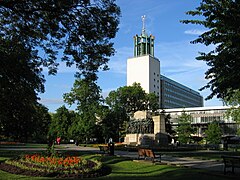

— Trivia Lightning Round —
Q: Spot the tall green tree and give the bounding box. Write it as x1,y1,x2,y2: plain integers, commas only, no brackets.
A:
176,112,194,144
63,79,102,142
181,0,240,100
0,38,45,141
205,121,222,144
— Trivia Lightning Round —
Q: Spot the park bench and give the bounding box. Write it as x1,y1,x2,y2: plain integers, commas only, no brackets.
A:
221,155,240,174
98,145,109,154
138,148,161,163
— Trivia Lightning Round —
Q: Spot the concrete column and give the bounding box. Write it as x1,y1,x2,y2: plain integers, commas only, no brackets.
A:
152,114,166,134
153,114,168,145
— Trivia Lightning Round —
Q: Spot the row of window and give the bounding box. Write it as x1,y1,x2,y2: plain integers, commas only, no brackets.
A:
163,100,191,107
163,85,202,100
162,80,200,96
163,93,202,105
163,87,202,104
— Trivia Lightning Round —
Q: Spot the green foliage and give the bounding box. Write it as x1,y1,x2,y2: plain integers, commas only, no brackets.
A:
225,90,240,122
48,106,76,141
205,121,222,144
181,0,240,100
0,0,120,78
160,111,175,135
224,90,240,135
46,143,56,157
176,112,194,144
0,0,120,141
106,83,159,115
63,79,103,142
31,104,52,143
0,38,45,141
98,108,122,142
0,38,50,142
104,83,159,141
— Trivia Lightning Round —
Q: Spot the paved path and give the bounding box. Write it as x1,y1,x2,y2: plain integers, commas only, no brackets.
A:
113,150,225,172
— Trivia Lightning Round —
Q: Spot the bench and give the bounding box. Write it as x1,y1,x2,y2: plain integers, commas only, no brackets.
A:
222,155,240,174
99,145,109,154
138,148,161,163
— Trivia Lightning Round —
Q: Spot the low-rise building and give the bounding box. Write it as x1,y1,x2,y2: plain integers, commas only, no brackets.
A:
161,106,238,137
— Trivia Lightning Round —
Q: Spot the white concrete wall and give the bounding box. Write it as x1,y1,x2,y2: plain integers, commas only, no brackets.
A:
127,55,160,99
149,56,160,99
127,55,150,92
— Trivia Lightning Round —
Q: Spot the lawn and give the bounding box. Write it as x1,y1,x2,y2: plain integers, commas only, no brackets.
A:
0,156,236,180
0,144,239,180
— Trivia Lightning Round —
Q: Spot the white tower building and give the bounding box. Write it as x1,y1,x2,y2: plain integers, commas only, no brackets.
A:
127,16,160,101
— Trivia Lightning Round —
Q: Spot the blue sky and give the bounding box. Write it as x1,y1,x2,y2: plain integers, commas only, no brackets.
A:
39,0,223,112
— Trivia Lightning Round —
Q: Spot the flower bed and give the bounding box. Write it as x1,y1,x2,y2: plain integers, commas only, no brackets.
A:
0,154,110,178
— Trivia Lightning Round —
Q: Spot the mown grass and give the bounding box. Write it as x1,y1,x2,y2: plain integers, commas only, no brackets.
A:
0,156,237,180
0,144,239,180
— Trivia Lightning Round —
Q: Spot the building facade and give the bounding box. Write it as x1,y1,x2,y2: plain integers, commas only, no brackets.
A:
160,75,204,108
127,16,203,109
161,106,238,137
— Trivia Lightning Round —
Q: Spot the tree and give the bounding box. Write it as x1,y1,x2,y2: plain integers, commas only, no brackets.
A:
160,110,175,136
32,104,52,143
205,121,222,144
0,0,120,140
48,106,76,141
176,112,194,144
0,0,120,78
63,79,102,142
225,90,240,135
104,83,159,142
105,83,159,115
97,108,120,143
181,0,240,100
0,38,45,141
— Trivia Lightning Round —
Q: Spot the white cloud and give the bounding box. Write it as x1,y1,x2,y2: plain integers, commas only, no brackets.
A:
184,29,207,35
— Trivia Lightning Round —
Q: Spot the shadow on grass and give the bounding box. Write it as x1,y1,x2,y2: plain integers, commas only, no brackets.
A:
98,167,239,180
101,156,131,164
